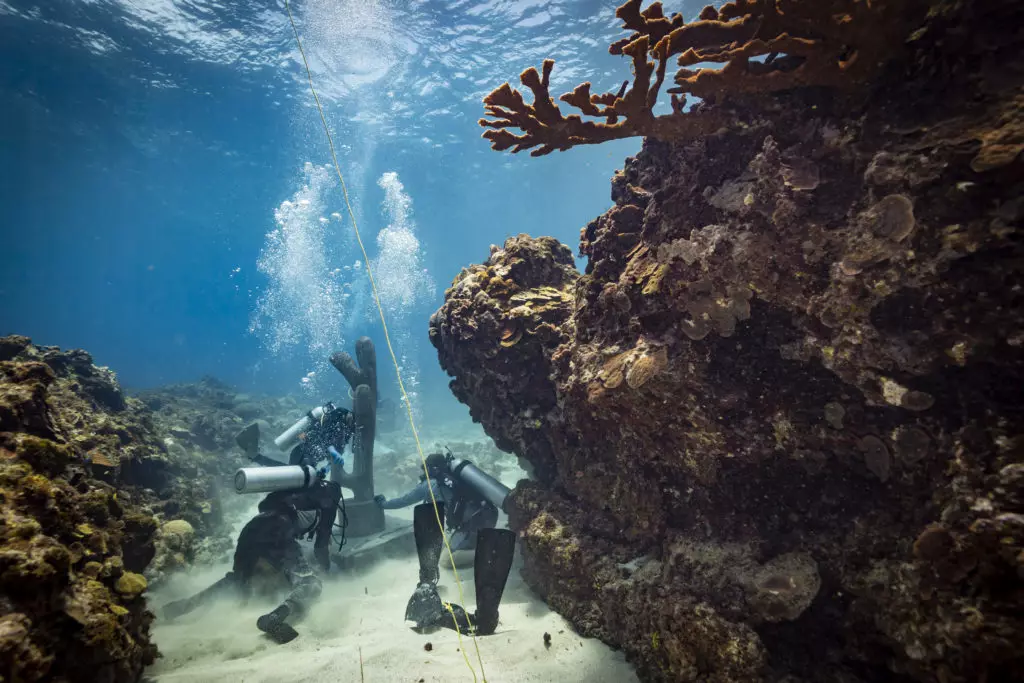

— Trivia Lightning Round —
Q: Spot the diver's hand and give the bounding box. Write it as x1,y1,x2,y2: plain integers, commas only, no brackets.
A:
327,445,345,469
373,494,386,507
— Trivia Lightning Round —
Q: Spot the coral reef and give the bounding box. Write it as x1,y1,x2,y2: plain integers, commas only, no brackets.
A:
132,378,296,580
429,236,578,484
479,0,920,155
433,1,1024,681
0,335,158,682
0,337,314,679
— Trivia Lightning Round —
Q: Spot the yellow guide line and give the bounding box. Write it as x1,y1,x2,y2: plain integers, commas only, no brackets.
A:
282,1,488,680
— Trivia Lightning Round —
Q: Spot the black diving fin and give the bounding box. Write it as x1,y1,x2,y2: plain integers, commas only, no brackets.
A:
256,604,300,644
235,422,260,456
405,502,448,628
161,573,238,621
468,528,516,635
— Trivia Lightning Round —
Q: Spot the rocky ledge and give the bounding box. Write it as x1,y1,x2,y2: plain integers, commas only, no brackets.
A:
0,336,296,680
0,335,159,682
428,3,1024,682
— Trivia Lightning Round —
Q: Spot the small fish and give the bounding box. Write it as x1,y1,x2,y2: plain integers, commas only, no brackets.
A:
760,575,796,594
88,450,118,468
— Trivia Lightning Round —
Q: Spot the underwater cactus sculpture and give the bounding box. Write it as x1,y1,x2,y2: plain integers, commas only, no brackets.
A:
329,337,385,536
479,0,914,155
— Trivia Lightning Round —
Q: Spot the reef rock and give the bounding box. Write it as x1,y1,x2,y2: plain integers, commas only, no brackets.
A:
429,235,579,484
431,3,1024,682
131,379,269,579
0,336,158,682
133,379,337,580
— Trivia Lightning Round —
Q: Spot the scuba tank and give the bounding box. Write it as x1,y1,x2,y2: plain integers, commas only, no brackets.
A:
450,459,511,513
273,403,336,452
235,404,351,496
234,465,322,494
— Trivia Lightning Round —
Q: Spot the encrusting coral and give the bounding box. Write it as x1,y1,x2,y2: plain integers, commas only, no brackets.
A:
479,0,918,156
434,1,1024,681
0,335,158,682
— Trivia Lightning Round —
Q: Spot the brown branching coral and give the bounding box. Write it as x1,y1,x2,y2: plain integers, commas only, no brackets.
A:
479,0,912,155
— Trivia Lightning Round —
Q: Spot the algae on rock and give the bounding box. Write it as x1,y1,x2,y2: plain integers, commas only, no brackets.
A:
0,335,158,682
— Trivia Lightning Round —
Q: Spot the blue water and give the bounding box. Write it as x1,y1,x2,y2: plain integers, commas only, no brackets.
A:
0,0,718,426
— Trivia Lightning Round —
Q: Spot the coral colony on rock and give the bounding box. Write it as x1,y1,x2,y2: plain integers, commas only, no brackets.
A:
431,0,1024,681
1,0,1022,682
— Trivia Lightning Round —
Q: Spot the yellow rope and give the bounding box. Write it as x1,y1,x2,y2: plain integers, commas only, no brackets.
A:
283,2,488,680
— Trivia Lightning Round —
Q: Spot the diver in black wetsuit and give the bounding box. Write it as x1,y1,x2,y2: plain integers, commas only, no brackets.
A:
386,453,517,636
161,408,352,644
375,452,500,551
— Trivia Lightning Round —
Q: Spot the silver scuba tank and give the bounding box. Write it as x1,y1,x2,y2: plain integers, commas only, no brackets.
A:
273,404,332,452
234,465,320,494
450,460,511,512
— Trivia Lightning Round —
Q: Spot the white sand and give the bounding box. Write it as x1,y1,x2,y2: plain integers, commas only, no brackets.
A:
147,514,638,683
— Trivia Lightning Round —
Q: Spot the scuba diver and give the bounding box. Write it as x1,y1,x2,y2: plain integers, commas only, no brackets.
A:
160,404,353,644
375,450,517,633
374,451,502,551
391,448,516,634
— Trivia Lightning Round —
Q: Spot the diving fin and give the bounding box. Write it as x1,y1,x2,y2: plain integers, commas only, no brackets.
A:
257,604,299,644
160,573,238,621
437,600,473,633
235,422,260,456
470,528,516,635
405,502,447,628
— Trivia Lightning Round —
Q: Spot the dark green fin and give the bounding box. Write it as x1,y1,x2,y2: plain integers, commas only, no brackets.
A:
160,574,237,621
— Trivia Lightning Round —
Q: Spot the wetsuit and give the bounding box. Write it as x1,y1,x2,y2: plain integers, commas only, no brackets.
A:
162,411,350,642
231,481,340,612
378,475,497,551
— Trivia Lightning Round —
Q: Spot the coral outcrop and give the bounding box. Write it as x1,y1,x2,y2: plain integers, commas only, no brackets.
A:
0,337,301,679
0,335,158,682
433,1,1024,681
429,236,578,484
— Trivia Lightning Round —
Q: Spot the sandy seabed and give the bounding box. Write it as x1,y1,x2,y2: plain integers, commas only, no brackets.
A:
146,511,638,683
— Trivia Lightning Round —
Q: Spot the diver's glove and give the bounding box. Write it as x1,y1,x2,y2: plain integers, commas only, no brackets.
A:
257,604,299,644
373,494,386,507
327,445,345,469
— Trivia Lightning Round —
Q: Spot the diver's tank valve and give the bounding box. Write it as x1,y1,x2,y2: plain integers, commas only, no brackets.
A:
450,460,511,513
273,403,334,452
234,465,321,494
